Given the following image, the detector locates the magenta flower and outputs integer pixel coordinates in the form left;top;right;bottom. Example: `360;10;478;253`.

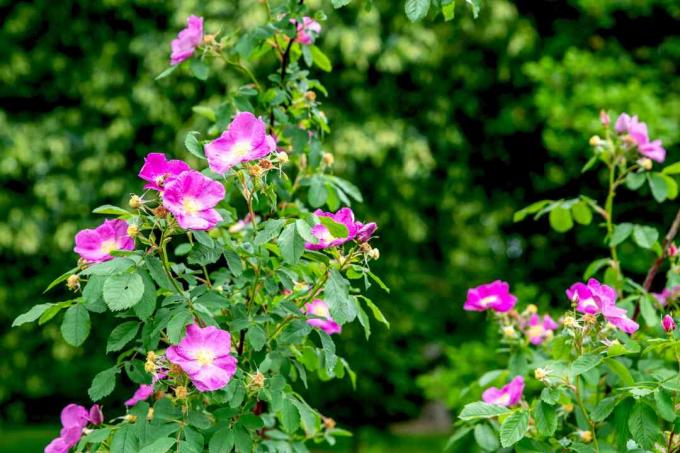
355;222;378;243
662;314;676;332
482;376;524;407
463;280;517;313
45;403;102;453
654;286;680;306
138;153;191;191
166;324;238;392
74;219;135;263
615;113;666;162
162;170;224;230
567;278;639;334
305;208;358;250
204;112;276;174
304;299;341;335
125;384;154;407
171;15;203;65
525;314;559;345
293;17;321;45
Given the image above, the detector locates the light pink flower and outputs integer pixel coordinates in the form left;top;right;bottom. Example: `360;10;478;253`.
482;376;524;407
162;170;224;230
138;153;191;191
304;299;341;335
305;208;358;250
293;17;321;45
567;278;639;334
662;314;676;332
205;112;276;174
45;403;102;453
125;384;154;407
464;280;517;313
355;222;378;243
171;15;204;65
615;113;666;162
525;314;558;345
74;219;135;263
166;324;238;392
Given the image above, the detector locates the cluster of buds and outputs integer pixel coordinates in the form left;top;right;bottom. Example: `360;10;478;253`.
358;242;380;260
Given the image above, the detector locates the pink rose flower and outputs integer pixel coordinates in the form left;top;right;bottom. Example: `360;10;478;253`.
138;153;191;191
304;299;341;335
525;313;558;345
166;324;238;392
463;280;517;313
654;286;680;306
125;384;154;407
88;404;103;425
662;314;676;333
355;222;378;243
615;113;666;163
482;376;524;407
293;17;321;45
205;112;277;174
305;208;358;250
171;15;204;65
74;219;135;263
45;403;102;453
162;170;224;231
566;278;639;334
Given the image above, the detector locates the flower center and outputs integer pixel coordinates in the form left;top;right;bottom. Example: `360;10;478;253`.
479;296;498;307
231;140;252;158
494;393;511;406
182;197;201;215
195;348;214;366
527;325;545;339
312;305;329;318
100;239;118;255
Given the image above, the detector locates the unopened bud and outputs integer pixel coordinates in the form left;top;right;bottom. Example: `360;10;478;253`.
662;314;676;333
146;408;155;421
322;152;334;167
125;414;137;423
524;304;538;315
367;248;380;260
276;152;289;164
359;242;372;253
562;403;574;413
534;368;547;380
502;326;516;338
144;361;155;373
637;157;653;170
203;34;216;44
129;195;143;209
127;225;139;237
599;110;610;127
247;372;266;391
669;243;678;257
305;91;317;102
579;430;593;443
563;316;576;327
259;159;273;170
175;385;188;400
322;416;336;430
589;135;602;147
66;274;80;291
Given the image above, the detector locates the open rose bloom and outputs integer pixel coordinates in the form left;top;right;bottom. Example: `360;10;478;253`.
566;278;639;334
294;16;321;45
464;280;517;313
166;324;237;392
74;219;135;263
305;208;359;250
304;299;341;335
162;170;224;230
482;376;524;407
524;313;559;345
138;152;191;191
205;112;277;174
171;15;204;65
615;113;666;163
45;403;102;453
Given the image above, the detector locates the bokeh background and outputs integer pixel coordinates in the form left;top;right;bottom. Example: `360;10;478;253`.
1;0;679;450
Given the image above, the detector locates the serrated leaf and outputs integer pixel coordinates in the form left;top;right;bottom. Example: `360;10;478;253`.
139;437;176;453
628;402;660;449
106;321;140;353
278;223;305;264
60;304;91;347
654;388;675;422
318;216;349;238
534;402;557;436
254;219;286;245
648;172;669;202
134;269;157;320
500;410;529;448
571;354;601;375
88;366;120;401
591;396;617;422
209;428;234;453
324;270;355;324
103;273;144;311
246;325;266;352
308;177;328;208
189;59;209;80
331;0;352;7
317;330;337;375
13;303;54;327
155;65;177;80
295;219;318;244
405;0;431;22
459;402;512;421
279;398;300;433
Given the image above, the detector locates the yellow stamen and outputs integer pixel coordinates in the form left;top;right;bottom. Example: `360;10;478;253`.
100;239;118;255
182;197;201;215
195;348;214;366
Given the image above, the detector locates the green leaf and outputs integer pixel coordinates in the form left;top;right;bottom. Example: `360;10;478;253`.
654;388;675;422
189;59;209;80
604;358;634;386
662;173;679;199
209;428;234;453
185;131;205;160
166;310;192;344
139;437;176;453
278;223;305;264
648;172;669;202
363;297;390;327
295;219;318;244
279;398;300;433
459;402;512;421
110;425;138;453
81;427;111;444
662;161;680;175
254;219;286;245
308;177;328;208
442;1;455;20
499;410;529;448
625;171;647;190
632;224;658;249
405;0;431;22
144;256;174;290
317;330;337;375
246;325;266;352
610;223;633;246
639;294;659;327
571;354;601;375
310;45;332;72
13;303;54;327
103;273;144;311
88;366;120;401
331;0;352;7
445;426;473;450
81;257;135;276
628;402;660;449
549;206;573;233
465;0;481;17
134;269;157;320
540;387;561;405
591;396;617;422
60;304;91;347
43;266;80;293
92;204;131;216
533;402;557;437
318;216;349;238
324;270;356;324
155;65;177;80
192;105;216;122
474;423;499;451
106;321;140;353
224;249;243;276
571;201;592;225
513;200;551;223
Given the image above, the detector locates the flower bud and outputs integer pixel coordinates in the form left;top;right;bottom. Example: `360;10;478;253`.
368;248;380;260
502;326;516;338
662;314;676;333
66;274;80;291
322;416;336;430
534;368;547;381
125;414;137;423
524;304;538;315
600;110;610;127
203;34;216;45
175;385;188;400
669;243;678;257
259;159;273;170
276;152;289;164
579;430;593;443
305;91;317;102
322;152;334;167
637;157;653;170
247;371;266;392
562;403;574;413
589;135;602;147
248;164;263;177
153;206;168;218
562;316;576;327
129;195;143;209
127;224;139;238
146;407;155;421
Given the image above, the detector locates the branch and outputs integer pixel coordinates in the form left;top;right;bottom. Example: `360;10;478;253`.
633;207;680;321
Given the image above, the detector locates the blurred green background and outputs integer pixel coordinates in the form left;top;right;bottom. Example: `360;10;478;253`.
1;0;679;450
